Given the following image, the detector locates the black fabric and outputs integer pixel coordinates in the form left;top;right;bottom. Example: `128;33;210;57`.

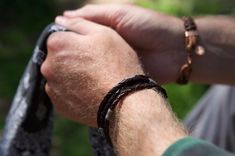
89;128;116;156
0;22;116;156
0;23;116;156
0;23;66;156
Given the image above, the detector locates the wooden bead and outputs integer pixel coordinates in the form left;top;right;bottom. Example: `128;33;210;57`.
195;45;205;55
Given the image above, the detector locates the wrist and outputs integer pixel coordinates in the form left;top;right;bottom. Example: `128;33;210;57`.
168;19;189;84
142;13;187;83
189;16;235;84
109;89;186;155
189;17;221;83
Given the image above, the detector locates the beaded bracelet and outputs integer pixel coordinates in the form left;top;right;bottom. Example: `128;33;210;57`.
177;17;205;84
97;75;167;147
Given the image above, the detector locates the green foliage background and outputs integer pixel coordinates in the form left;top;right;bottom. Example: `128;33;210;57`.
0;0;234;155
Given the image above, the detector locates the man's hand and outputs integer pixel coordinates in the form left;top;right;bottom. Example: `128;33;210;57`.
41;16;143;126
63;4;185;83
41;16;187;156
65;5;235;85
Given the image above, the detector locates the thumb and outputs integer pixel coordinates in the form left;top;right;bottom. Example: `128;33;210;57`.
63;4;127;29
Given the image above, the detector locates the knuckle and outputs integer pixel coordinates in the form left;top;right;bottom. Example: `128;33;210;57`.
45;83;51;95
47;32;64;52
41;61;52;79
45;84;55;101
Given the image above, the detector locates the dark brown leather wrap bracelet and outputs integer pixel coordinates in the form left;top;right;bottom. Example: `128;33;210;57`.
97;75;167;147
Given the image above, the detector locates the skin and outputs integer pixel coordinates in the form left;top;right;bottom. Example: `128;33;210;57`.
41;4;235;156
42;17;143;126
109;90;186;155
63;4;235;84
63;4;186;84
41;16;186;156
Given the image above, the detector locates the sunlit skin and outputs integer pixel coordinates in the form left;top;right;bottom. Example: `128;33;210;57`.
64;4;235;85
41;4;235;156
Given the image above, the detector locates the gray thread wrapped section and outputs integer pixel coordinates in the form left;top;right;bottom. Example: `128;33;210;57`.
89;128;116;156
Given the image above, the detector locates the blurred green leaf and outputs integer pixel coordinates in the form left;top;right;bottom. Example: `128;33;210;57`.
164;83;208;119
53;115;92;156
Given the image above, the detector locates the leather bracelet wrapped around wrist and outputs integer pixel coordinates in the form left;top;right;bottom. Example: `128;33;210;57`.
97;75;167;147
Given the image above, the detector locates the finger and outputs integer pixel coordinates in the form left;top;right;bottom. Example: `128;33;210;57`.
43;32;84;80
47;31;84;53
55;16;107;35
45;83;57;102
63;4;125;29
41;60;53;80
44;83;76;121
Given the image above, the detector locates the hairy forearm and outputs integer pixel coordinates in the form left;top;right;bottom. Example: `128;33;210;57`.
109;89;187;156
191;16;235;84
